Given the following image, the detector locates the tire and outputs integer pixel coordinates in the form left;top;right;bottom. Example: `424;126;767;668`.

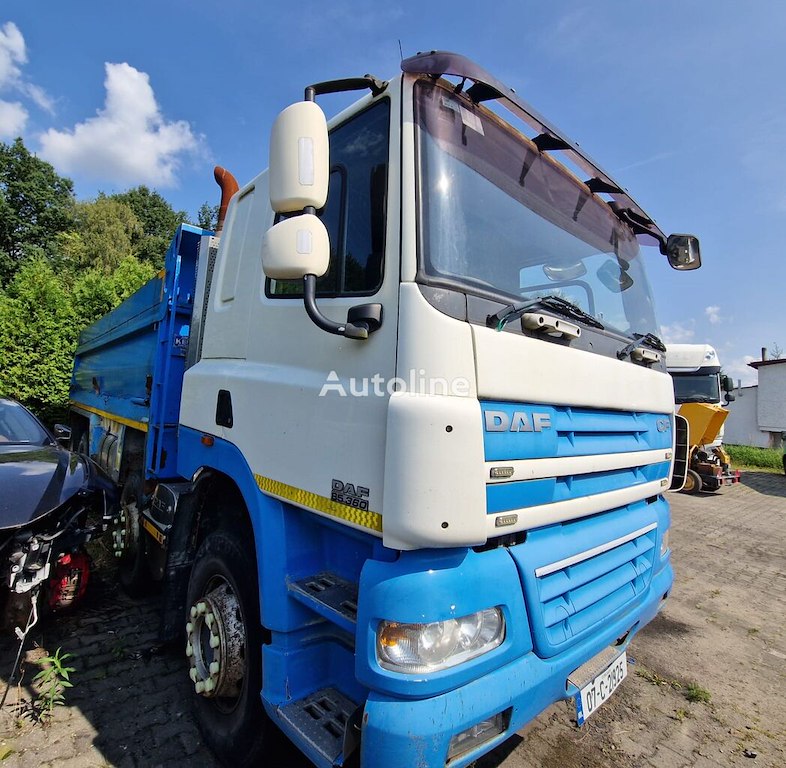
683;469;703;495
114;472;150;595
185;529;269;767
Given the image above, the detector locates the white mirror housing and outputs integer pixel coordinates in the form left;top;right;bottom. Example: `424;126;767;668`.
269;102;329;213
261;214;330;280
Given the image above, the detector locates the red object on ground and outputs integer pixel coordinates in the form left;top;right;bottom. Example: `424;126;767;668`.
48;551;90;610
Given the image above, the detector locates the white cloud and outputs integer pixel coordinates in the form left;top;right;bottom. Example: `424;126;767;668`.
0;22;26;88
724;355;757;387
38;62;203;187
0;100;27;138
23;83;54;114
0;22;28;137
705;305;722;324
0;22;53;134
660;321;695;344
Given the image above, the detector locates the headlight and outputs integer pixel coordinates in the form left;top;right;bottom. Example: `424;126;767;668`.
660;529;670;557
377;608;504;673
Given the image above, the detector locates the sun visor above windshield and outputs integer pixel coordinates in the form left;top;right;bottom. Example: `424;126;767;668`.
402;50;666;250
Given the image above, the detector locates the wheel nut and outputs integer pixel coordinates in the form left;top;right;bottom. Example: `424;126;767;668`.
190;606;197;619
197;602;207;615
195;681;205;694
189;668;198;683
204;679;215;693
205;613;214;628
186;622;193;634
185;642;193;657
209;634;220;649
209;661;220;676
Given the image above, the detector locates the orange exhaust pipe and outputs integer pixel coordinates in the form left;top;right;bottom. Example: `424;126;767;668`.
213;165;239;234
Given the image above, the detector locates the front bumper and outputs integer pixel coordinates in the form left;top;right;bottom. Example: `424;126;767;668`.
360;560;672;768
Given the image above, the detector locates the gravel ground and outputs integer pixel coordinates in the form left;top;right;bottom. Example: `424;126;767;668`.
1;471;784;767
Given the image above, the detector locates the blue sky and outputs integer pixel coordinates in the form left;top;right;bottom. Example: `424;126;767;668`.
2;1;784;385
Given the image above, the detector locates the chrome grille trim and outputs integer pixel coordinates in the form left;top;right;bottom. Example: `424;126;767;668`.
534;522;658;578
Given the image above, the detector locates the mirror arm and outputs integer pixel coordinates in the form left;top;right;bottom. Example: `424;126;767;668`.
303;275;369;340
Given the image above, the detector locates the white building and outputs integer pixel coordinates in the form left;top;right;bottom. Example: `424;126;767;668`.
724;355;786;448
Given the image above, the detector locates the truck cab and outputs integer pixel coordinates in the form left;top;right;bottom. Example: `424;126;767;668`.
666;343;738;493
666;343;731;447
70;52;700;768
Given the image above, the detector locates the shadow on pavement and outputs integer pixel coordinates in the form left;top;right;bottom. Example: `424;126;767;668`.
739;470;786;498
0;571;313;768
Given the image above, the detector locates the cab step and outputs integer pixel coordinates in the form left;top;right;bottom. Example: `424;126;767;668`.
278;687;358;766
288;572;358;633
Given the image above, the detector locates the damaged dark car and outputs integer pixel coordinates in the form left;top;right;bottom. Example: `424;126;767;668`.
0;397;116;632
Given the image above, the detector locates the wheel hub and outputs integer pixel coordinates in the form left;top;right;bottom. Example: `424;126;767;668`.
111;499;138;558
185;579;245;698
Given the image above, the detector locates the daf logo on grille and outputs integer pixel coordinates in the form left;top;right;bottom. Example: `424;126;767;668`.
656;418;670;432
485;410;552;432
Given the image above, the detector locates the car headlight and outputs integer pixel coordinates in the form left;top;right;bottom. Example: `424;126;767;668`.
377;608;504;673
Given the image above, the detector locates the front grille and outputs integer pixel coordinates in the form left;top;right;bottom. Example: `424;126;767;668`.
482;404;672;462
529;523;657;655
486;461;670;512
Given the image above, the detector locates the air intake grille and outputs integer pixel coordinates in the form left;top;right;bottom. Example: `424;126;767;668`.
531;524;657;654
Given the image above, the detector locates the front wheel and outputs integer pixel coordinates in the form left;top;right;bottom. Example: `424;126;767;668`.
112;472;150;595
185;529;269;767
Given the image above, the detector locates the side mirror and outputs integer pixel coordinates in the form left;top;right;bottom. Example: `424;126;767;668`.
261;214;330;280
264;98;383;341
666;234;701;270
722;375;734;393
53;423;71;447
269;102;329;213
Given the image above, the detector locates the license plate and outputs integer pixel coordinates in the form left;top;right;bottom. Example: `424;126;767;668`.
576;652;627;725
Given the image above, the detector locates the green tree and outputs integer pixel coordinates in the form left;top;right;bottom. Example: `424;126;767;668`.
0;258;77;422
70;255;155;329
59;198;141;273
110;186;186;267
0;138;75;284
196;201;218;231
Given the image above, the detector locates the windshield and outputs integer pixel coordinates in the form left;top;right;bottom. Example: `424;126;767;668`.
415;80;659;338
0;400;51;445
672;373;721;404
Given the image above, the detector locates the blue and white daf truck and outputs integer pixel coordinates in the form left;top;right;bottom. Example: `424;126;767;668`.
68;52;700;768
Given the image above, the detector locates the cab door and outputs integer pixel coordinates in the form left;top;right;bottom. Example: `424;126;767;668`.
230;94;400;533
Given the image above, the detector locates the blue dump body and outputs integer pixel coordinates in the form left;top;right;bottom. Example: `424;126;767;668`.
70;225;209;480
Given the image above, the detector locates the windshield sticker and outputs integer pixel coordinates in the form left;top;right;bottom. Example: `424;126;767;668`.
460;106;484;135
439;97;485;134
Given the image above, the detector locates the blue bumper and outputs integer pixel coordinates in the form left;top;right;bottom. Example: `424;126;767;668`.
360;559;672;768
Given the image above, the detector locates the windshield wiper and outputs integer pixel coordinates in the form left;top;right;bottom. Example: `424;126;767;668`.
617;332;666;361
487;295;605;331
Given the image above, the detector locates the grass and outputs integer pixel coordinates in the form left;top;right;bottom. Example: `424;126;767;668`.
684;683;712;703
13;648;76;725
726;444;783;471
636;667;682;690
636;667;712;705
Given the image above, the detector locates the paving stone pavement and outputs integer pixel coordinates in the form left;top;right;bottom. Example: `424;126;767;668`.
0;471;784;767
